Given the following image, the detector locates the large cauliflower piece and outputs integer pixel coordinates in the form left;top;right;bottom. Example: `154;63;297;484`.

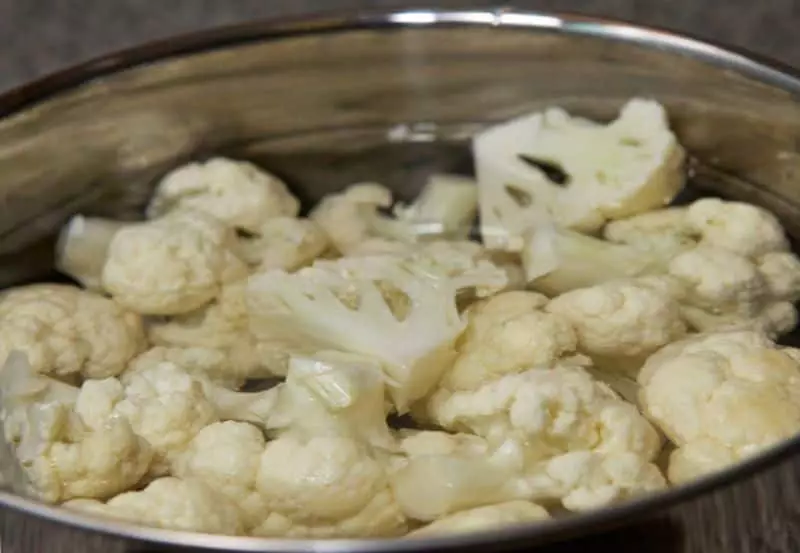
0;353;152;502
247;256;466;411
0;284;146;379
475;98;685;250
146;157;299;233
408;500;549;537
638;330;800;483
102;210;247;315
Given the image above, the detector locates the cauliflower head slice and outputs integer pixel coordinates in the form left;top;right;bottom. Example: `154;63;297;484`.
146;157;299;233
254;434;407;538
426;363;661;462
269;352;394;449
0;284;146;378
475;98;685;250
247;256;465;411
638;330;800;483
408;500;549;537
545;277;687;371
67;476;246;535
55;215;127;292
237;217;330;271
102;209;248;315
439;291;579;391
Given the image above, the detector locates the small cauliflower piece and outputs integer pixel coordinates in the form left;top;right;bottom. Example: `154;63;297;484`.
310;183;414;255
55;215;126;291
603;206;696;254
173;421;268;530
758;251;800;302
146;157;299;233
237;217;330;271
439;291;579;391
545;277;687;372
0;284;146;379
638;330;800;483
393;174;479;240
0;353;152;502
102;210;247;315
247;256;465;411
476;98;685;250
408;501;549;537
128;346;252;389
68;476;246;535
254;434;407;538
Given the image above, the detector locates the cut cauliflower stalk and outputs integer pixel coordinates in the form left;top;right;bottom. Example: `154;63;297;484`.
638;330;800;484
102;210;248;315
476;98;685;250
0;352;152;502
55;215;127;291
146;157;299;233
408;500;549;537
0;284;146;379
247;256;466;411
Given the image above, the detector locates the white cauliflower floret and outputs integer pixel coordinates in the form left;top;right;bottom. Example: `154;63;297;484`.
173;421;268;530
0;353;152;502
146;157;299;233
102;210;247;315
237;217;329;271
545;277;687;372
67;476;246;535
638;330;800;483
476;98;685;250
129;346;252;389
426;363;661;463
310;183;414;255
268;352;394;449
55;215;126;291
408;501;549;537
254;434;407;538
439;291;579;391
0;284;146;378
392;174;479;240
758;251;800;302
603;206;696;254
247;256;465;411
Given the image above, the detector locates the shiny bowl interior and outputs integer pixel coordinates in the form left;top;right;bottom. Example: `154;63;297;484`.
2;8;800;552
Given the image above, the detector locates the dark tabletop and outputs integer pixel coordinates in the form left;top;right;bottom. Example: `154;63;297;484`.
3;1;800;552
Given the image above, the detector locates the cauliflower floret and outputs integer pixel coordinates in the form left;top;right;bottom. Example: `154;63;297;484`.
173;421;268;529
310;183;414;255
426;363;661;463
67;476;246;535
758;251;800;302
0;353;152;502
254;434;407;538
439;291;579;391
392;174;479;240
637;330;800;483
102;210;247;315
408;500;549;537
129;346;252;389
0;284;146;378
146;157;299;233
55;215;126;291
602;206;696;254
237;217;330;271
545;277;687;372
476;98;685;250
247;256;465;411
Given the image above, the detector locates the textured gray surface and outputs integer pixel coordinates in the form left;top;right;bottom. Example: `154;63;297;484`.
2;0;800;93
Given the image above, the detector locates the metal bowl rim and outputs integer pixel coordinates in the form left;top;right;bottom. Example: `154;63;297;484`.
2;7;800;551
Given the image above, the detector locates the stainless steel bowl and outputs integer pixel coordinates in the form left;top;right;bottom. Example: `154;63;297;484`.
2;8;800;553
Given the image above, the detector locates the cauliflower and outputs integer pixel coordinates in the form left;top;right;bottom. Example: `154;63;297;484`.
247;256;465;411
254;434;407;538
438;291;580;391
475;98;685;250
392;174;479;240
545;277;687;372
0;284;146;378
128;346;253;389
408;501;549;537
0;353;152;502
236;217;330;271
65;476;246;535
102;210;248;315
146;157;299;233
55;215;126;291
638;330;800;483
